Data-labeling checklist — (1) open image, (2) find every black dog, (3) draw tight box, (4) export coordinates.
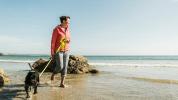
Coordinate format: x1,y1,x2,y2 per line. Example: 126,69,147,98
24,70,39,98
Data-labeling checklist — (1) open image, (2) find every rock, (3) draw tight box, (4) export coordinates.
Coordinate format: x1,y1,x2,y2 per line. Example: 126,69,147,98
0,68,10,87
0,76,4,87
89,69,99,74
32,58,53,72
32,55,99,74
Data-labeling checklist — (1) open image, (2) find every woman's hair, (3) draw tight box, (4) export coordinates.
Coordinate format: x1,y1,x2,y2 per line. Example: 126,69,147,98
60,16,70,23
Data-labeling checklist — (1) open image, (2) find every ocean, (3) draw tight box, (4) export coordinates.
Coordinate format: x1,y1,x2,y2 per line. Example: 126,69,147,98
1,55,178,67
1,55,178,100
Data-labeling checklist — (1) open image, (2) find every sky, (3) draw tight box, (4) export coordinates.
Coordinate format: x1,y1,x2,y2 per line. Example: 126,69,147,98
0,0,178,55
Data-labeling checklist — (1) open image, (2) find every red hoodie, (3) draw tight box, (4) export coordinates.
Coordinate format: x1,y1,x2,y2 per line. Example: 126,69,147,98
51,25,70,56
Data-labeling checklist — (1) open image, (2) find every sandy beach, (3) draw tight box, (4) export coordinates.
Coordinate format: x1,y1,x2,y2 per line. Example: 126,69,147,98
0,66,178,100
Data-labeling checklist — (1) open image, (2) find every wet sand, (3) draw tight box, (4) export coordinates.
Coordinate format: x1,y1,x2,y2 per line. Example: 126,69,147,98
0,72,95,100
1,65,178,100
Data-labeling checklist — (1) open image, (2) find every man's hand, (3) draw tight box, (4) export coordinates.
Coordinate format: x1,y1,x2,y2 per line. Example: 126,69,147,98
65,39,70,43
61,38,70,43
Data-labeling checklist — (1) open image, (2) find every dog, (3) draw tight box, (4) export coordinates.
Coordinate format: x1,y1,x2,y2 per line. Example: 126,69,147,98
24,70,39,98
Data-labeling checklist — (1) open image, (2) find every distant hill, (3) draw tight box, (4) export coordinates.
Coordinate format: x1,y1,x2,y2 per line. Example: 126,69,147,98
0,53,3,56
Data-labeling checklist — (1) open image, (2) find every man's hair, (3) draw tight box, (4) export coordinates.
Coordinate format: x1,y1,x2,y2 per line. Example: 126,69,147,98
60,16,70,23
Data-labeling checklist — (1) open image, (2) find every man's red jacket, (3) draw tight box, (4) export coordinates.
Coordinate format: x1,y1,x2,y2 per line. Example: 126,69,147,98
51,25,70,56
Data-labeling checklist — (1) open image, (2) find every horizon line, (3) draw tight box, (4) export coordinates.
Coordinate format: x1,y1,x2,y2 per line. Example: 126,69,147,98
1,53,178,56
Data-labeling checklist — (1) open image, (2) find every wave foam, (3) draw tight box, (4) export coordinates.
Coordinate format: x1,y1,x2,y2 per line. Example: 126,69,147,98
0,60,35,63
89,62,178,67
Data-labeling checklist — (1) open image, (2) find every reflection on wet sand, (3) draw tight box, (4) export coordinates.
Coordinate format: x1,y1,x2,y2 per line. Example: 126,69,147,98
0,71,90,100
32,73,89,100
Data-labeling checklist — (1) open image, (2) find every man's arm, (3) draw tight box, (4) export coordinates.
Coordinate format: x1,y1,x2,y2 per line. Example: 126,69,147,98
51,28,58,57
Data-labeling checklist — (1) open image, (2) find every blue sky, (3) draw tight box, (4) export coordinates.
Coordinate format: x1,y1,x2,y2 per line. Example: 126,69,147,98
0,0,178,55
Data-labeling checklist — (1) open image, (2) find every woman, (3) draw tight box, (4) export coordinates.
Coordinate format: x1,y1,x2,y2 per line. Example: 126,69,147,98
51,16,71,88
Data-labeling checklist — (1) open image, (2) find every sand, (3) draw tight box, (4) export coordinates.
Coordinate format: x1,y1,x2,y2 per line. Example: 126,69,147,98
1,65,178,100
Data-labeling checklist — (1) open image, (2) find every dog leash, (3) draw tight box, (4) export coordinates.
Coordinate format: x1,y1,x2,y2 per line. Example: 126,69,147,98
39,37,67,77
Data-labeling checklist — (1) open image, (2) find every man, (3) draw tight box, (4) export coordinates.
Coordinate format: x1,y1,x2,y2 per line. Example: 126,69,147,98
51,16,71,88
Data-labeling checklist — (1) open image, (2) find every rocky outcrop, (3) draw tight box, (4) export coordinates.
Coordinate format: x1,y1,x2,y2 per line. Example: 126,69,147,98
31,58,51,72
32,55,99,74
0,68,10,87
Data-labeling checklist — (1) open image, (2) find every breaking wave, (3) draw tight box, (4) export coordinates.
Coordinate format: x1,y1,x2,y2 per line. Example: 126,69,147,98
89,62,178,67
